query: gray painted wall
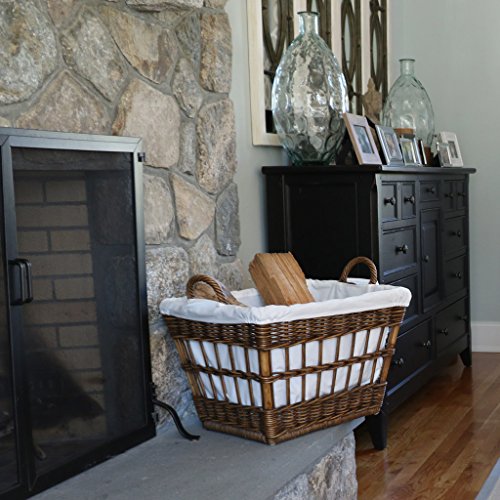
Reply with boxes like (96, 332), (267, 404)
(389, 1), (500, 338)
(229, 1), (499, 342)
(226, 0), (286, 281)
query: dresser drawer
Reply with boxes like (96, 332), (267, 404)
(443, 217), (466, 256)
(381, 182), (398, 222)
(443, 179), (468, 212)
(381, 227), (417, 279)
(388, 320), (432, 389)
(435, 299), (468, 353)
(401, 182), (417, 220)
(420, 180), (440, 202)
(444, 255), (467, 296)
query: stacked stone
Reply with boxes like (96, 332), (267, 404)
(0, 0), (242, 423)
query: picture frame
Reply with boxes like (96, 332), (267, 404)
(438, 131), (463, 166)
(375, 124), (404, 166)
(343, 113), (381, 165)
(399, 137), (421, 166)
(437, 142), (453, 167)
(418, 139), (427, 165)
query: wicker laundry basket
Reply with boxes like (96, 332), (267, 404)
(161, 257), (409, 445)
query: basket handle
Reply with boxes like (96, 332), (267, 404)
(186, 274), (244, 306)
(339, 257), (378, 284)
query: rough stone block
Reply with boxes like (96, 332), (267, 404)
(146, 246), (189, 322)
(47, 0), (78, 27)
(197, 99), (237, 194)
(200, 12), (232, 93)
(101, 6), (178, 84)
(0, 0), (57, 104)
(216, 258), (244, 291)
(173, 59), (203, 118)
(215, 182), (240, 256)
(113, 79), (180, 170)
(61, 9), (128, 102)
(171, 174), (215, 240)
(50, 230), (91, 252)
(188, 233), (216, 276)
(272, 433), (358, 500)
(54, 277), (96, 300)
(16, 72), (109, 134)
(128, 0), (203, 8)
(178, 121), (197, 175)
(204, 0), (228, 7)
(176, 12), (201, 71)
(144, 173), (174, 244)
(149, 326), (194, 424)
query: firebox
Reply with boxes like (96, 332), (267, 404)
(0, 129), (156, 499)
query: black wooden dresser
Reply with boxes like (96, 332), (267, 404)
(262, 164), (476, 448)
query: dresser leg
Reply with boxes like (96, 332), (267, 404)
(366, 404), (388, 450)
(460, 345), (472, 367)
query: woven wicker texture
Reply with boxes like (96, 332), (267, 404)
(164, 257), (406, 445)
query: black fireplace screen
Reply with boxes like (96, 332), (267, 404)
(1, 130), (155, 499)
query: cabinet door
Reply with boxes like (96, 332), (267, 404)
(421, 207), (441, 311)
(0, 157), (22, 498)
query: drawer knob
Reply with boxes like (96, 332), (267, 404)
(426, 186), (436, 194)
(404, 195), (416, 204)
(439, 328), (449, 336)
(454, 272), (463, 279)
(458, 192), (466, 198)
(452, 230), (462, 237)
(423, 255), (430, 263)
(445, 193), (455, 199)
(460, 315), (469, 322)
(396, 244), (409, 254)
(384, 196), (397, 206)
(421, 340), (432, 348)
(392, 357), (405, 367)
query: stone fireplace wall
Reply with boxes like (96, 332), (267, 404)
(0, 0), (242, 423)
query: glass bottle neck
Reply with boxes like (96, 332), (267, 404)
(400, 59), (416, 76)
(298, 12), (319, 35)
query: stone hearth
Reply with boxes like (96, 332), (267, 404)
(0, 0), (242, 422)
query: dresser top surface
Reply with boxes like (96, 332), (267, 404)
(262, 165), (477, 175)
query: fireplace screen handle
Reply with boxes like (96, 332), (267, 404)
(9, 258), (34, 305)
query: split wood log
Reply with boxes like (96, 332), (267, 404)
(248, 252), (315, 306)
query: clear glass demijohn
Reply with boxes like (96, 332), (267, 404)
(382, 58), (435, 145)
(271, 12), (349, 165)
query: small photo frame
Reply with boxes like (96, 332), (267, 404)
(375, 125), (404, 166)
(418, 139), (427, 165)
(399, 137), (421, 166)
(343, 113), (381, 165)
(438, 131), (463, 166)
(437, 142), (453, 167)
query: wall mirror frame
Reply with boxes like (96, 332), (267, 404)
(247, 0), (390, 147)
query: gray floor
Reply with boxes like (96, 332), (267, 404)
(34, 416), (362, 500)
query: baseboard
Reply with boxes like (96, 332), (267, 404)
(471, 322), (500, 353)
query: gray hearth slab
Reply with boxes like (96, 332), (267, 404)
(34, 416), (362, 500)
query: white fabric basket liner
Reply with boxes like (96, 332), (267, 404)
(161, 279), (411, 409)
